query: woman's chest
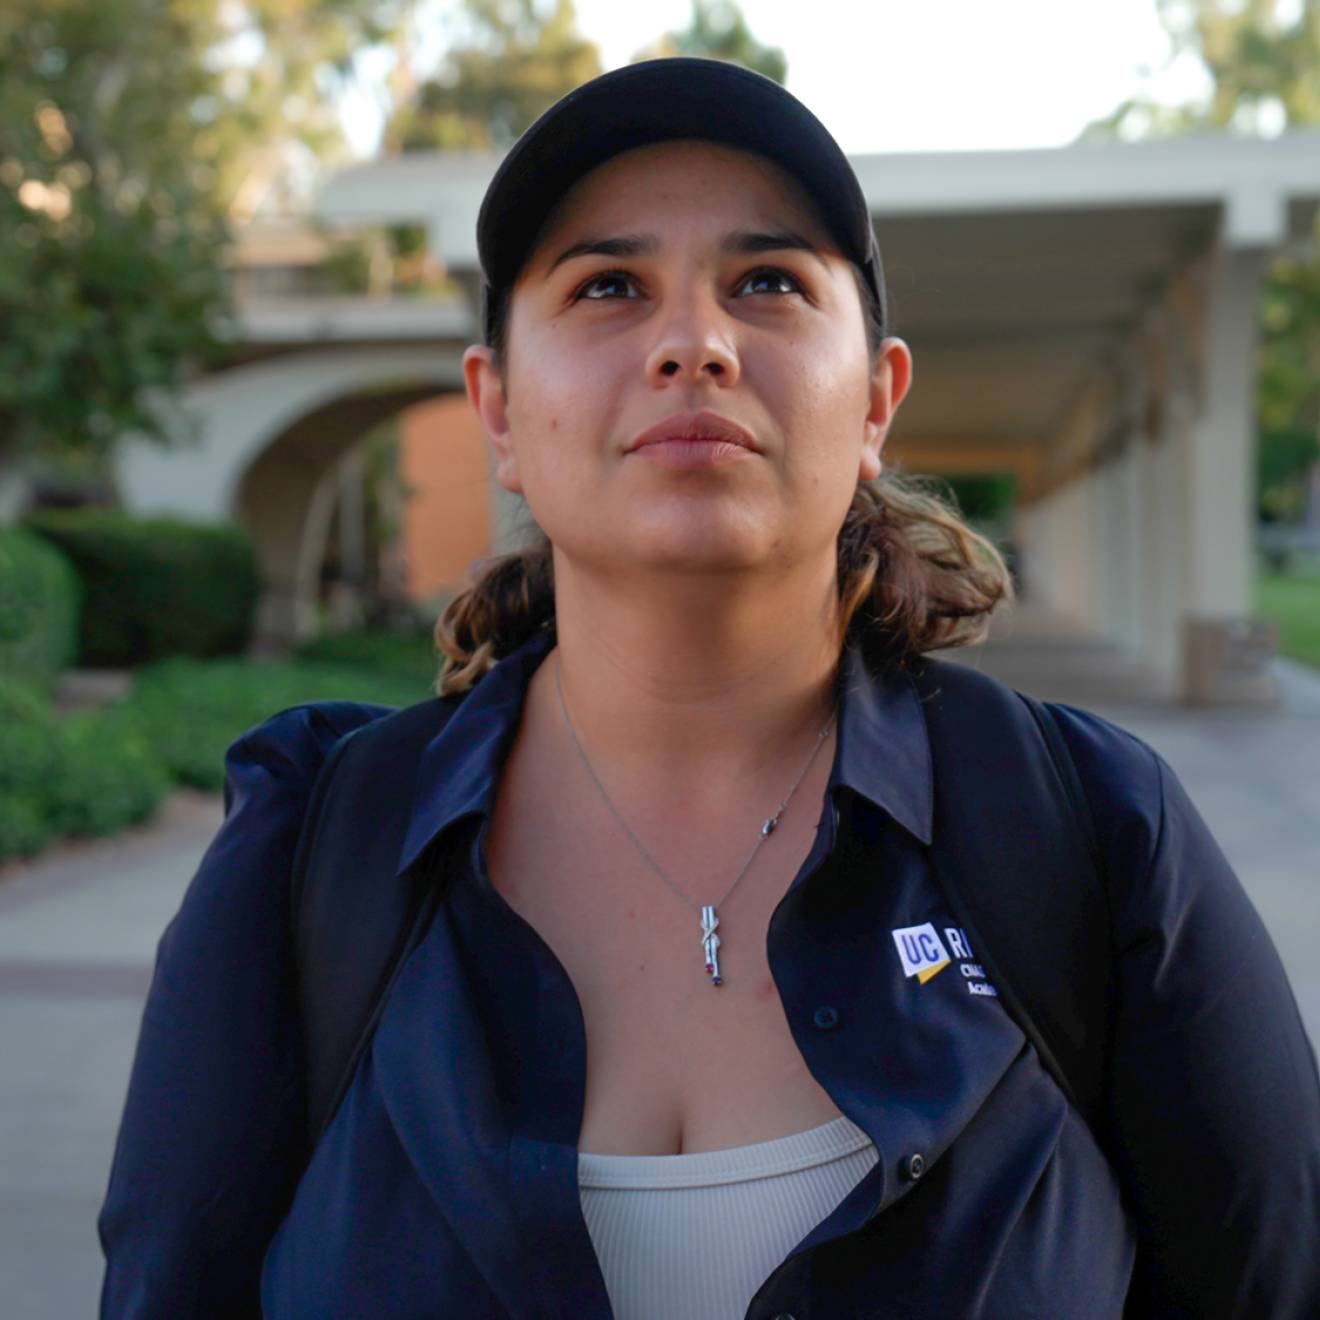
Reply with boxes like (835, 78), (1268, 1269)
(484, 793), (845, 1156)
(268, 800), (1135, 1316)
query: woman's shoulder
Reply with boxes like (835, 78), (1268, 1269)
(913, 653), (1169, 870)
(218, 699), (399, 815)
(1038, 699), (1166, 859)
(224, 699), (399, 780)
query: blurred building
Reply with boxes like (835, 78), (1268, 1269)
(117, 133), (1320, 701)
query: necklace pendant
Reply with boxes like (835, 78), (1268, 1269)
(761, 815), (778, 837)
(700, 904), (723, 987)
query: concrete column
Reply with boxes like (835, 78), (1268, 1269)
(1143, 404), (1190, 696)
(1061, 476), (1092, 627)
(1110, 442), (1145, 652)
(1177, 244), (1278, 703)
(1183, 245), (1271, 617)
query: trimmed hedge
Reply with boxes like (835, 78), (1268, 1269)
(294, 627), (440, 687)
(23, 510), (259, 666)
(120, 656), (435, 792)
(0, 630), (439, 862)
(0, 681), (169, 861)
(0, 525), (81, 688)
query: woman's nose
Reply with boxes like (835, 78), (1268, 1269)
(643, 288), (740, 387)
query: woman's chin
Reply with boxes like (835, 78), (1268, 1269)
(549, 519), (778, 578)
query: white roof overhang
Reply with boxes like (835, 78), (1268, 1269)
(315, 132), (1320, 455)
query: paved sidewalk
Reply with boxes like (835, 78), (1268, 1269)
(2, 617), (1317, 1318)
(0, 792), (223, 1320)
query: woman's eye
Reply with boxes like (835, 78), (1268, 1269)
(573, 271), (638, 301)
(736, 267), (803, 296)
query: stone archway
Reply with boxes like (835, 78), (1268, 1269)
(119, 344), (471, 645)
(235, 385), (447, 644)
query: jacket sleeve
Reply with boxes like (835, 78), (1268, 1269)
(98, 701), (392, 1320)
(1051, 703), (1320, 1319)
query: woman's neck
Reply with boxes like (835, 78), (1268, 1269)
(541, 555), (843, 787)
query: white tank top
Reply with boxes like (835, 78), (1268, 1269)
(577, 1114), (879, 1320)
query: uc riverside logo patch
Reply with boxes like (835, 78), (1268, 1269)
(891, 923), (951, 983)
(892, 923), (999, 997)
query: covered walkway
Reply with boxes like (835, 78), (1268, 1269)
(117, 130), (1320, 696)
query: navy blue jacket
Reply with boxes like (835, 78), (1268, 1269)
(99, 633), (1320, 1318)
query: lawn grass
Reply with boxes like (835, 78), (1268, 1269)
(1254, 566), (1320, 671)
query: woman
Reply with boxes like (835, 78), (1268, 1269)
(100, 59), (1320, 1318)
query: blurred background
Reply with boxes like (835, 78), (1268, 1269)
(1, 1), (1318, 1314)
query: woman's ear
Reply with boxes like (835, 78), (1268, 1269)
(463, 343), (522, 494)
(859, 337), (913, 482)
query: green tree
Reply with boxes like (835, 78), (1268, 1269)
(1084, 0), (1320, 523)
(0, 0), (417, 475)
(632, 0), (787, 84)
(386, 0), (602, 152)
(0, 0), (233, 471)
(1085, 0), (1320, 139)
(205, 1), (416, 219)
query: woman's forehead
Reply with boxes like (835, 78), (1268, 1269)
(525, 139), (838, 266)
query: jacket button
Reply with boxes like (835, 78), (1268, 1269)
(901, 1152), (926, 1181)
(770, 1314), (797, 1320)
(812, 1005), (839, 1030)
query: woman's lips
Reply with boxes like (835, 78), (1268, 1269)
(629, 436), (758, 470)
(624, 411), (761, 470)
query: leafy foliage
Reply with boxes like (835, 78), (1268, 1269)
(1082, 0), (1320, 522)
(939, 474), (1018, 524)
(0, 679), (168, 860)
(1085, 0), (1320, 140)
(23, 509), (259, 665)
(119, 653), (431, 791)
(631, 0), (787, 83)
(0, 625), (440, 861)
(387, 0), (602, 152)
(0, 1), (418, 467)
(0, 525), (80, 687)
(0, 0), (234, 463)
(205, 0), (416, 216)
(294, 624), (439, 684)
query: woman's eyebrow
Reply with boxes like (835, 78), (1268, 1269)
(544, 234), (658, 277)
(721, 229), (831, 274)
(543, 229), (830, 279)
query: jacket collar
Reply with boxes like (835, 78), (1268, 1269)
(397, 627), (933, 877)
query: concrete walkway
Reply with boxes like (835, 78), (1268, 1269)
(0, 792), (224, 1320)
(2, 612), (1317, 1318)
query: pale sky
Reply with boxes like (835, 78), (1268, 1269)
(343, 0), (1227, 159)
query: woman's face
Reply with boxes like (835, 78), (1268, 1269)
(464, 139), (911, 582)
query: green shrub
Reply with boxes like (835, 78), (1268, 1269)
(0, 643), (439, 861)
(23, 510), (259, 666)
(0, 795), (47, 860)
(0, 688), (59, 858)
(0, 678), (170, 862)
(0, 525), (81, 688)
(43, 711), (169, 838)
(294, 627), (440, 686)
(121, 657), (433, 792)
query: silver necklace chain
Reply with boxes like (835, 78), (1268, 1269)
(553, 655), (836, 986)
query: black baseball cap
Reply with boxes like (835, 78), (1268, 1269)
(475, 56), (887, 346)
